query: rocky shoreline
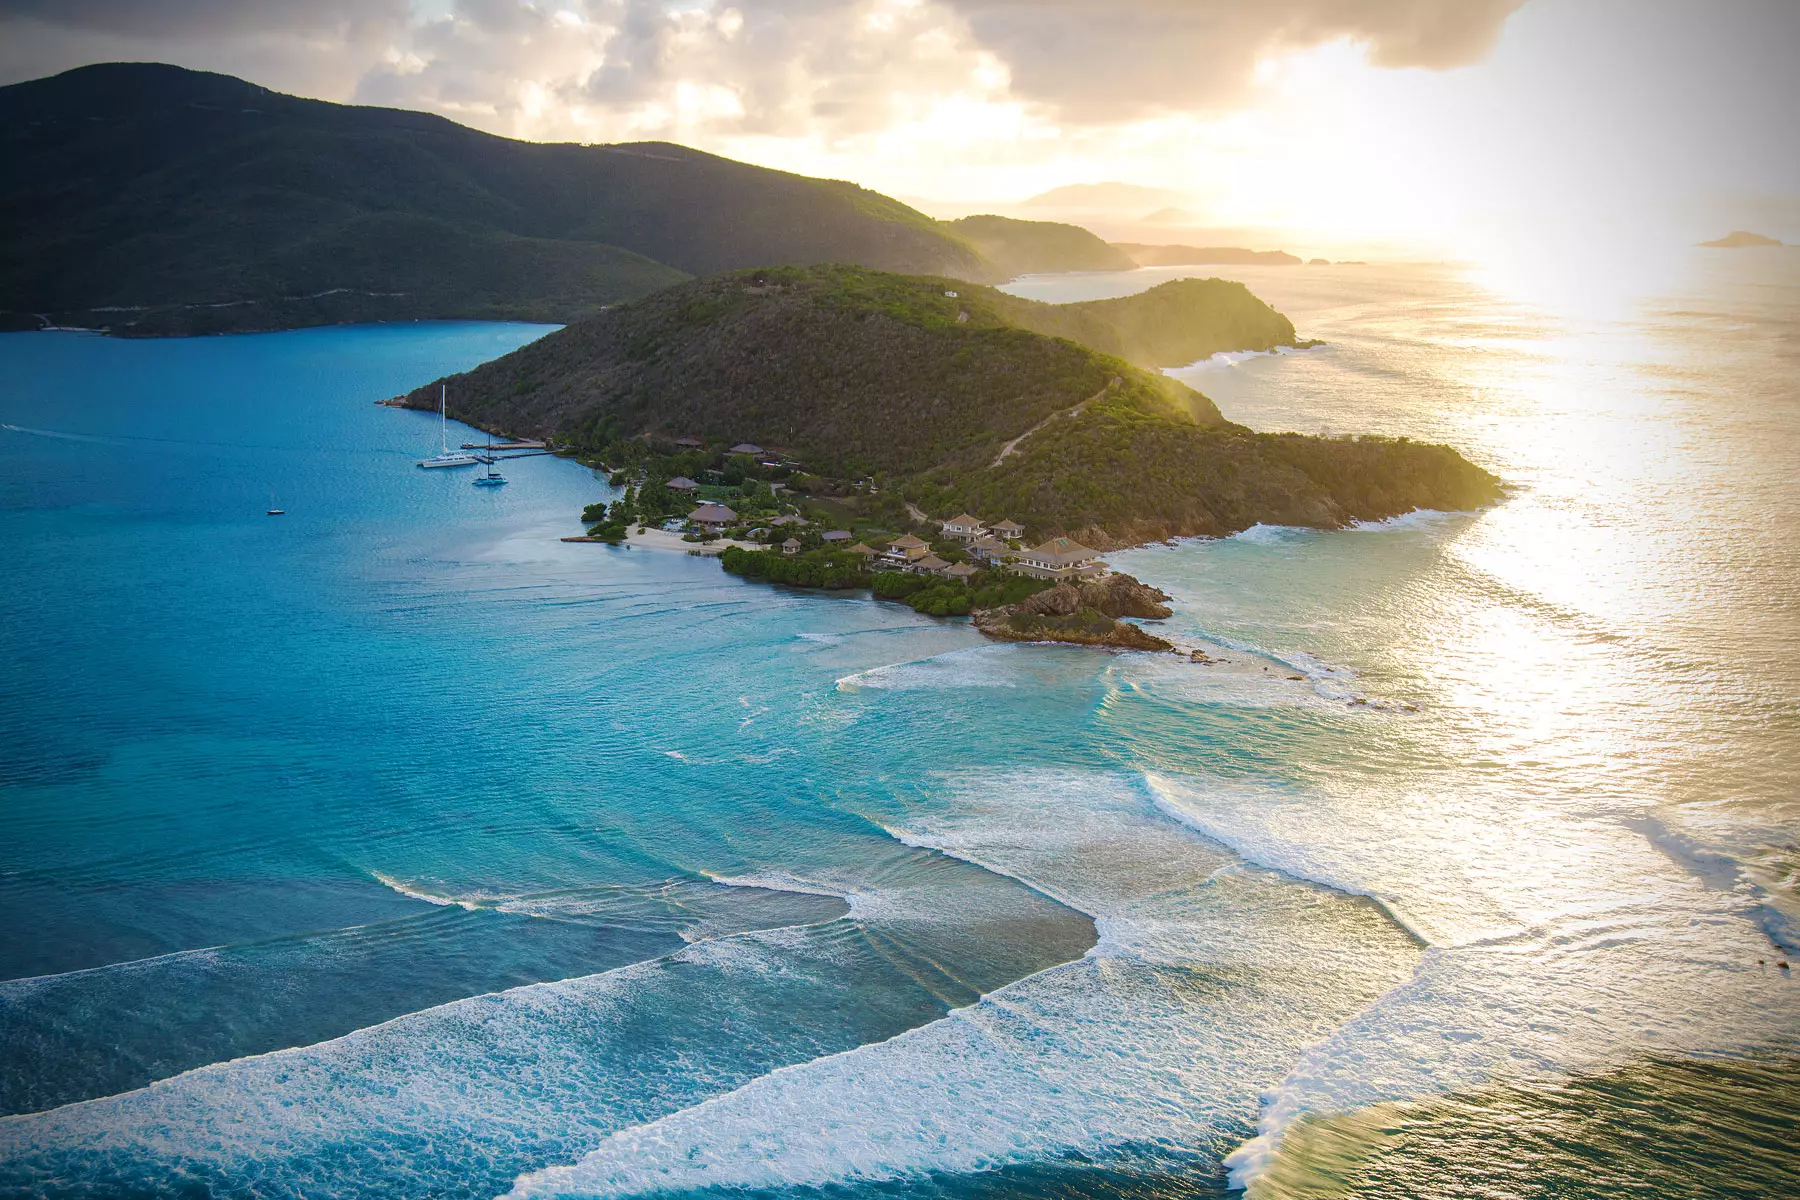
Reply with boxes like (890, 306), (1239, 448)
(972, 574), (1177, 652)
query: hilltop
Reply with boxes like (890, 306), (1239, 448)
(1, 63), (1257, 336)
(404, 265), (1500, 546)
(0, 63), (986, 334)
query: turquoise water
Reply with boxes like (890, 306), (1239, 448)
(2, 254), (1798, 1200)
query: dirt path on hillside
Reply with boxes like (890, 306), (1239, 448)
(990, 377), (1119, 469)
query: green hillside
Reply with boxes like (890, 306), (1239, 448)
(0, 63), (984, 334)
(405, 265), (1500, 543)
(994, 278), (1299, 367)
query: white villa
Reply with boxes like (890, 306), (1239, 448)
(1013, 537), (1107, 582)
(989, 519), (1025, 543)
(939, 513), (987, 542)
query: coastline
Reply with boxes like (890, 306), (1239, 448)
(562, 526), (759, 555)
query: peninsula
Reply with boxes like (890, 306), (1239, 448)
(400, 264), (1501, 649)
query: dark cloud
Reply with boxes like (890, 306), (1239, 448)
(0, 0), (405, 38)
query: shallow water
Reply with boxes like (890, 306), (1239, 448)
(1, 252), (1797, 1199)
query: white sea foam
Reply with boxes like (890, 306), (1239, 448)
(1230, 522), (1314, 546)
(1174, 348), (1285, 372)
(1347, 507), (1460, 533)
(505, 770), (1419, 1199)
(1138, 773), (1800, 1194)
(835, 644), (1021, 692)
(370, 871), (486, 910)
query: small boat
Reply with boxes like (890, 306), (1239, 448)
(267, 488), (285, 516)
(473, 460), (507, 487)
(417, 385), (479, 469)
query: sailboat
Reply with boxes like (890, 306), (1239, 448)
(416, 385), (479, 468)
(266, 488), (285, 516)
(472, 458), (507, 487)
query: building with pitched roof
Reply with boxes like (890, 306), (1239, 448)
(939, 513), (986, 542)
(665, 476), (699, 493)
(781, 538), (801, 555)
(942, 561), (979, 581)
(1014, 536), (1106, 581)
(968, 535), (1010, 564)
(728, 443), (764, 456)
(989, 519), (1026, 542)
(911, 554), (952, 575)
(821, 530), (853, 543)
(687, 502), (738, 530)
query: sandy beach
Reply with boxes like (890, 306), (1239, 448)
(561, 527), (759, 555)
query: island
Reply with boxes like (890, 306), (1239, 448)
(1698, 231), (1784, 248)
(1112, 244), (1304, 267)
(398, 264), (1502, 650)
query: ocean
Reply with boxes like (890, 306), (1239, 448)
(1, 253), (1795, 1199)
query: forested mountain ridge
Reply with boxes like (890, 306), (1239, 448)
(0, 63), (983, 334)
(404, 265), (1501, 544)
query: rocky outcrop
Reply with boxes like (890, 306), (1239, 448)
(1016, 574), (1173, 620)
(972, 571), (1174, 652)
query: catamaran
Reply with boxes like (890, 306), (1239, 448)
(472, 458), (507, 487)
(417, 385), (479, 468)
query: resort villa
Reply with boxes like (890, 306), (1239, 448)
(666, 476), (699, 494)
(728, 443), (764, 456)
(688, 502), (738, 531)
(882, 534), (931, 566)
(1013, 537), (1107, 582)
(968, 535), (1009, 564)
(939, 513), (987, 542)
(990, 519), (1025, 542)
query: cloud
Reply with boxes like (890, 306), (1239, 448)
(0, 0), (1527, 138)
(943, 0), (1527, 119)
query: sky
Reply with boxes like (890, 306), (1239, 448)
(2, 0), (1795, 260)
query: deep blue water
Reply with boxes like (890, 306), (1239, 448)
(2, 259), (1797, 1200)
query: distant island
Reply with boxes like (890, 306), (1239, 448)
(942, 214), (1137, 276)
(1113, 244), (1305, 267)
(1699, 231), (1784, 248)
(0, 63), (1182, 336)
